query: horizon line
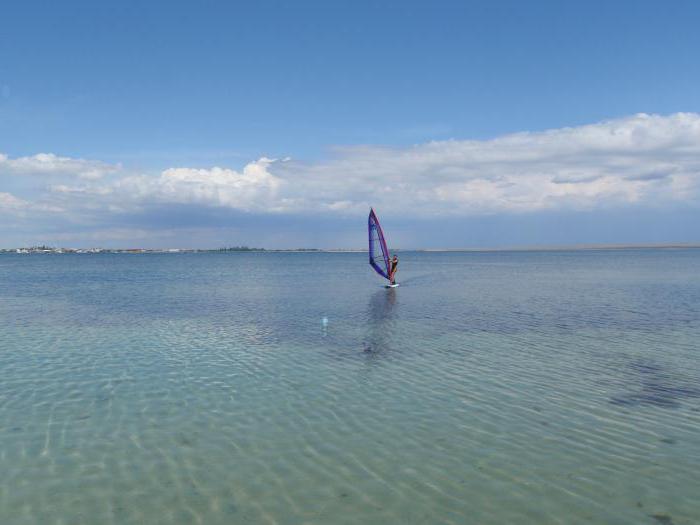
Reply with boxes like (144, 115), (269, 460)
(3, 242), (700, 253)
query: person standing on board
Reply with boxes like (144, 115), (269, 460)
(389, 255), (399, 285)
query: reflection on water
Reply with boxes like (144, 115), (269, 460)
(364, 288), (398, 353)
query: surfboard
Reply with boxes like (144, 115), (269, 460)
(385, 283), (400, 288)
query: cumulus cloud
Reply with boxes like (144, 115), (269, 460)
(0, 152), (118, 180)
(90, 113), (700, 216)
(123, 157), (283, 211)
(8, 113), (700, 225)
(263, 112), (700, 216)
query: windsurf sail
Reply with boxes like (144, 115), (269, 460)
(368, 208), (391, 280)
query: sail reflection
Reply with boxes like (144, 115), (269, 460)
(364, 288), (398, 353)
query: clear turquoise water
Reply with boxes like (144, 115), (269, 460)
(1, 250), (699, 525)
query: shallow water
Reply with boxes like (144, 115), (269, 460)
(1, 250), (699, 524)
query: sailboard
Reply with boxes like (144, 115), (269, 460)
(368, 208), (396, 286)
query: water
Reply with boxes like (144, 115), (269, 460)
(1, 250), (699, 525)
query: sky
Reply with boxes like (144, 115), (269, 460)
(1, 0), (700, 248)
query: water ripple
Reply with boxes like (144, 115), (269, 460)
(0, 250), (699, 524)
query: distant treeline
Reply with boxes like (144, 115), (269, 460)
(217, 246), (323, 252)
(217, 246), (265, 252)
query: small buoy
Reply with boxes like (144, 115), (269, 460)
(321, 317), (329, 326)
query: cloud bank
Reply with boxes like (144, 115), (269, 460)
(0, 152), (118, 180)
(2, 113), (700, 246)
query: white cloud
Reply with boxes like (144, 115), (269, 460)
(0, 191), (63, 214)
(264, 112), (700, 216)
(0, 152), (118, 180)
(10, 112), (700, 222)
(129, 157), (283, 211)
(0, 192), (29, 210)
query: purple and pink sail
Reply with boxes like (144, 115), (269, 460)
(368, 208), (391, 280)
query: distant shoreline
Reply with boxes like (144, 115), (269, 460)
(416, 243), (700, 252)
(2, 243), (700, 254)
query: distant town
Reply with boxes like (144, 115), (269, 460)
(0, 246), (301, 254)
(0, 246), (350, 254)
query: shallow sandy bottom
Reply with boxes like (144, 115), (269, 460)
(1, 250), (699, 524)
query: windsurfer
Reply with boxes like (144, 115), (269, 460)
(389, 255), (398, 284)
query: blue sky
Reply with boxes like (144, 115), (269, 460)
(1, 0), (700, 248)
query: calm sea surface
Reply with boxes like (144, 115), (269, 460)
(1, 250), (699, 525)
